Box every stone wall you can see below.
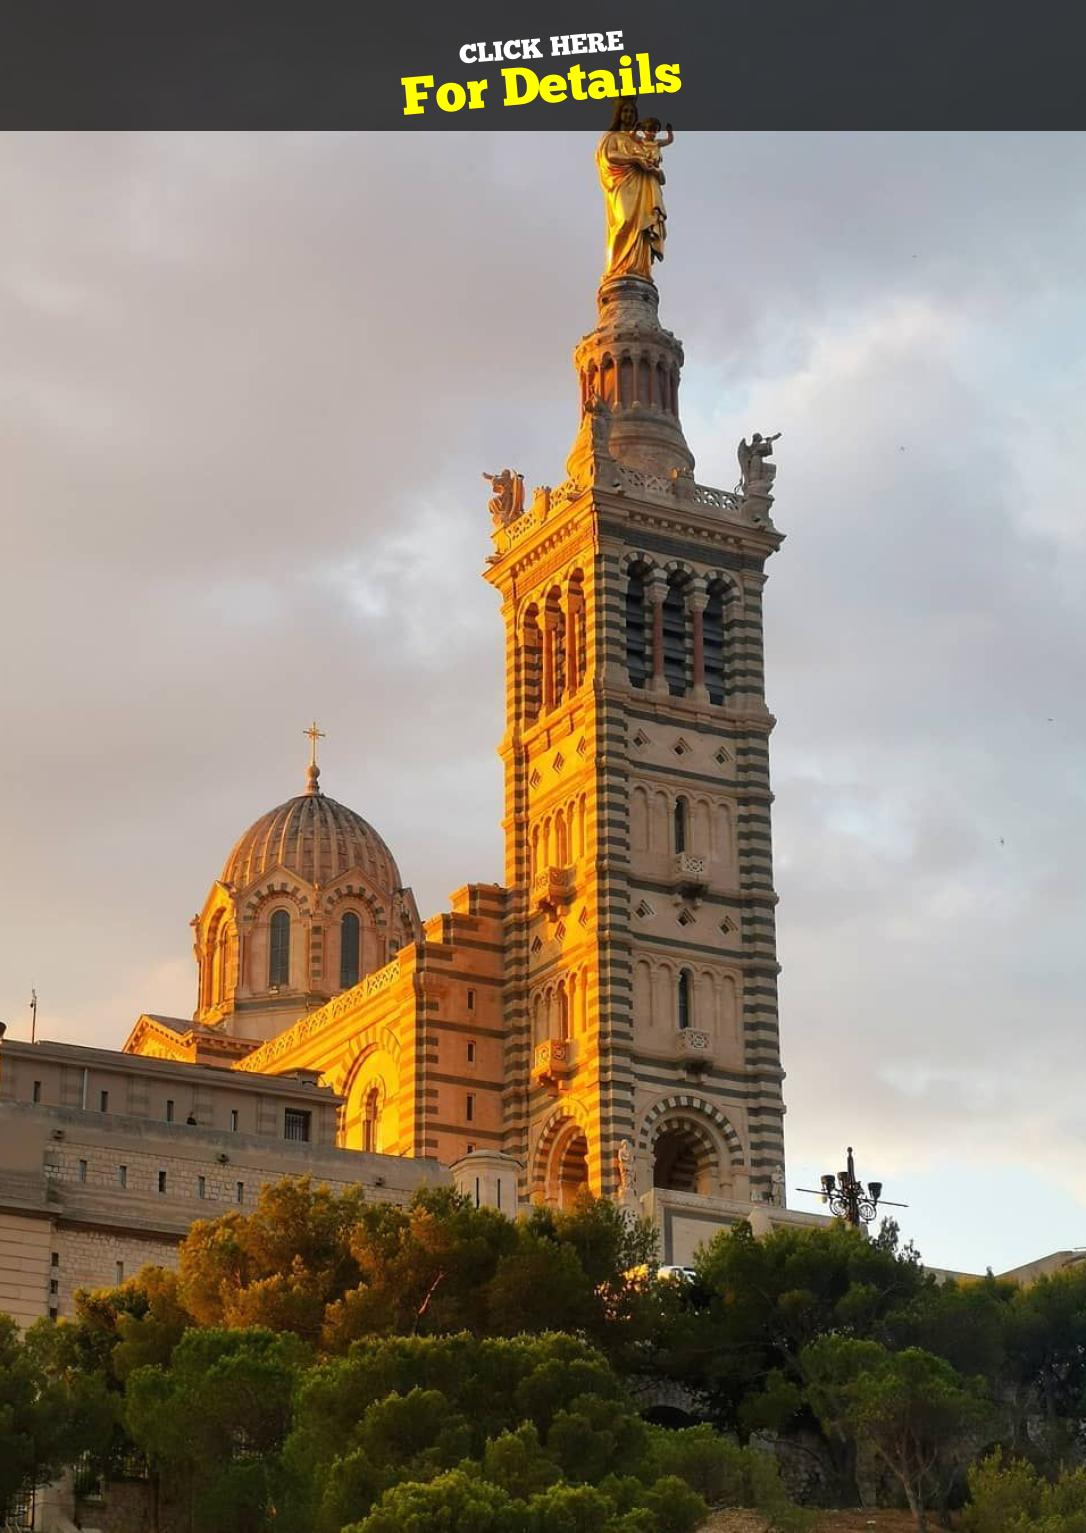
[0,1100,450,1324]
[54,1228,181,1314]
[0,1209,52,1327]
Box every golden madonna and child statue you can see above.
[482,115,782,521]
[596,100,673,281]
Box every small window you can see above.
[466,1142,476,1154]
[197,1176,206,1199]
[78,1159,88,1183]
[269,909,291,986]
[117,1165,127,1188]
[32,1080,42,1103]
[157,1170,167,1194]
[49,1278,59,1295]
[51,1252,59,1268]
[165,1099,175,1123]
[48,1307,58,1323]
[284,1108,311,1143]
[229,1109,239,1132]
[674,796,687,854]
[115,1261,125,1284]
[466,1040,477,1065]
[466,1093,476,1123]
[339,911,361,989]
[99,1089,109,1112]
[678,969,692,1031]
[474,1177,481,1208]
[235,1181,245,1204]
[466,988,476,1013]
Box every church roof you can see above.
[221,767,404,893]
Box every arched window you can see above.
[268,909,290,987]
[662,574,689,696]
[566,570,586,693]
[362,1085,381,1154]
[204,916,222,1010]
[626,567,649,689]
[703,582,726,706]
[600,355,616,405]
[674,796,687,854]
[522,603,542,722]
[339,911,361,989]
[555,808,568,867]
[638,355,652,405]
[216,923,229,1003]
[677,968,692,1031]
[557,983,570,1042]
[544,587,565,711]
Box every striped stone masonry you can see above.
[484,272,788,1212]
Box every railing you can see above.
[533,1039,574,1086]
[692,482,742,513]
[674,1028,713,1061]
[532,866,575,915]
[673,852,710,898]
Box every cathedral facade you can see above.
[120,212,791,1258]
[0,142,806,1303]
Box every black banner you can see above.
[0,0,1083,128]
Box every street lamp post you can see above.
[798,1146,907,1228]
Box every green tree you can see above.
[0,1314,114,1514]
[962,1452,1086,1533]
[802,1336,989,1531]
[125,1327,307,1533]
[179,1177,367,1340]
[345,1467,521,1533]
[669,1219,931,1432]
[1002,1263,1086,1458]
[481,1422,562,1500]
[324,1187,520,1346]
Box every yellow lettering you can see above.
[436,81,468,112]
[538,72,569,103]
[502,67,540,106]
[401,75,434,116]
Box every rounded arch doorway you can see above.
[652,1119,720,1197]
[538,1115,592,1207]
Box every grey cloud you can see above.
[2,132,1084,1268]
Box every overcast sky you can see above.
[2,132,1084,1274]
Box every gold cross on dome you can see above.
[304,720,326,769]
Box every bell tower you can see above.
[484,139,787,1219]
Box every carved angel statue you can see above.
[737,432,781,497]
[483,468,525,528]
[615,1136,637,1198]
[769,1164,785,1207]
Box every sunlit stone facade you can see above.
[119,263,791,1258]
[3,189,801,1288]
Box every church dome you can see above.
[221,765,404,893]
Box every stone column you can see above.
[689,581,708,703]
[647,575,668,695]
